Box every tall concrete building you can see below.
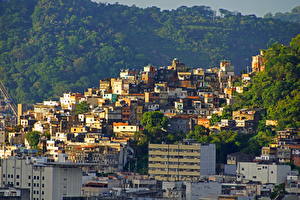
[148,143,216,181]
[0,157,83,200]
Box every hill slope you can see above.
[234,34,300,129]
[264,6,300,24]
[0,0,299,103]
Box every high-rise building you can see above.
[148,143,216,181]
[0,157,83,200]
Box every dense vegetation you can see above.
[264,6,300,23]
[25,131,41,149]
[234,35,300,129]
[75,101,90,115]
[1,0,299,103]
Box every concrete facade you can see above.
[185,181,222,200]
[0,157,82,200]
[148,143,216,181]
[237,162,291,184]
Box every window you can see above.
[42,184,44,188]
[34,176,36,180]
[42,176,44,180]
[253,176,257,179]
[28,176,31,179]
[37,176,39,180]
[33,190,36,194]
[271,171,274,174]
[42,191,44,195]
[16,182,19,186]
[16,175,19,179]
[2,174,5,178]
[28,183,31,187]
[241,168,244,171]
[8,174,10,178]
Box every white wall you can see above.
[237,162,291,184]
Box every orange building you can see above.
[198,118,210,128]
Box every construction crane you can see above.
[0,81,17,116]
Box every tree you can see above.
[221,106,232,119]
[209,130,244,162]
[186,125,209,142]
[140,111,168,143]
[186,128,246,163]
[75,101,90,115]
[270,184,285,199]
[210,114,222,125]
[242,129,275,155]
[25,131,41,149]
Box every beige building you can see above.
[0,157,83,200]
[252,50,265,73]
[148,143,216,181]
[232,109,258,121]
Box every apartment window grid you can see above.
[149,144,201,181]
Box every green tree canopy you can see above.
[264,6,300,24]
[25,131,41,149]
[234,34,300,129]
[0,0,299,103]
[140,111,168,144]
[75,101,90,115]
[210,114,222,126]
[186,125,209,142]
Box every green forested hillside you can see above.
[0,0,299,103]
[264,6,300,23]
[234,35,300,129]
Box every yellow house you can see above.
[71,126,88,133]
[113,122,139,138]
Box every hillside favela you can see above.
[0,0,300,200]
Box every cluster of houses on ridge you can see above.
[0,51,299,200]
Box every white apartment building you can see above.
[0,157,83,200]
[237,162,291,184]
